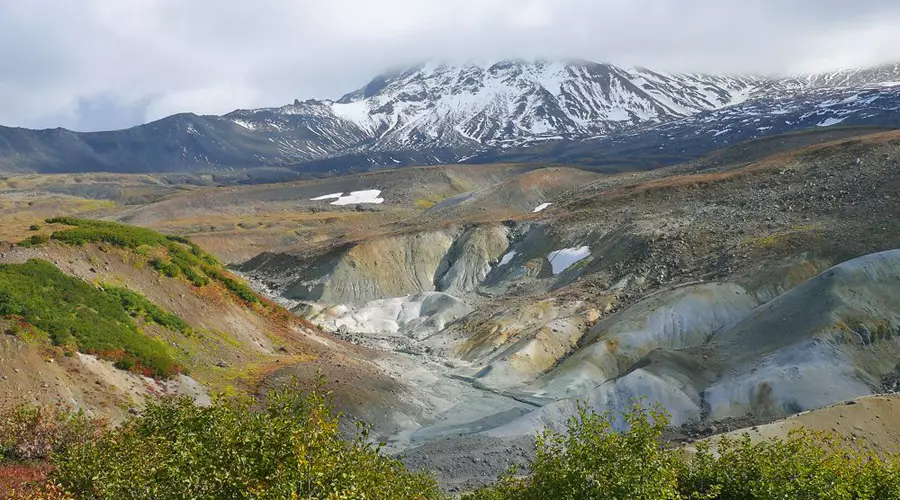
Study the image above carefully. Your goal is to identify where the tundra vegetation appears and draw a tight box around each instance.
[45,217,260,304]
[0,259,181,377]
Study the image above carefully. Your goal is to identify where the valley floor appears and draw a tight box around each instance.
[6,128,900,492]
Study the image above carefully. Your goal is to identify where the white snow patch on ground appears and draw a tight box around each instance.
[310,192,344,201]
[547,246,591,275]
[498,251,517,266]
[817,117,847,127]
[533,203,552,212]
[330,189,385,205]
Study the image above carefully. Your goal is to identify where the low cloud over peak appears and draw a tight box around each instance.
[3,0,900,131]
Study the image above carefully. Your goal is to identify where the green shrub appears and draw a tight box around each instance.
[467,402,900,500]
[203,265,259,304]
[51,381,443,500]
[679,430,900,500]
[47,217,168,248]
[17,234,49,248]
[47,218,259,304]
[103,285,191,334]
[149,258,180,278]
[0,403,102,462]
[0,259,180,377]
[467,402,680,500]
[28,224,41,231]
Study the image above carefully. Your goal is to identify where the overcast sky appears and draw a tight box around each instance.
[3,0,900,131]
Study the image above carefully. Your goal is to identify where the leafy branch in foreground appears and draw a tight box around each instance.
[7,393,900,499]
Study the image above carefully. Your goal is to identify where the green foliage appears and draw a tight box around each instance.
[679,430,900,500]
[102,285,191,334]
[47,217,258,304]
[17,234,49,248]
[467,402,680,500]
[28,224,41,231]
[0,259,179,377]
[150,258,181,278]
[48,217,170,248]
[202,265,259,304]
[51,381,443,500]
[0,403,102,462]
[468,402,900,500]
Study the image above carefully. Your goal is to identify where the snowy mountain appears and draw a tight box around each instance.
[230,60,765,151]
[1,60,900,177]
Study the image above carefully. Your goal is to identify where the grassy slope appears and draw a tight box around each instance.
[0,259,181,377]
[46,217,260,304]
[1,217,309,384]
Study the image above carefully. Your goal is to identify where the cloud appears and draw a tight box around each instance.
[2,0,900,130]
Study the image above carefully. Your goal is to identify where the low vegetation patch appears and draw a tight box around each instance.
[466,402,900,499]
[0,404,102,463]
[0,259,180,377]
[16,234,48,248]
[4,393,900,498]
[47,217,259,304]
[48,382,441,500]
[102,285,191,335]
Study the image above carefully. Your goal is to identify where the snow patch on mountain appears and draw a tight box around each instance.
[548,246,591,275]
[310,192,343,201]
[329,189,384,206]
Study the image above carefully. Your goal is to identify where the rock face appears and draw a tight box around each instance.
[491,250,900,437]
[244,225,509,306]
[436,225,509,296]
[530,283,759,399]
[703,249,900,420]
[286,231,457,304]
[3,61,900,176]
[307,292,472,339]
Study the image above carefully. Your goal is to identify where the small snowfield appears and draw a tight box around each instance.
[547,246,591,275]
[498,250,517,267]
[309,189,384,205]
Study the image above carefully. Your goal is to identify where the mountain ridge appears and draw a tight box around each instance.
[1,59,900,178]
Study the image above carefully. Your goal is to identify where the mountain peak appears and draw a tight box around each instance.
[2,60,900,177]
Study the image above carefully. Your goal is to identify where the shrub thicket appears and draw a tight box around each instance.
[47,217,169,248]
[47,218,258,304]
[0,404,101,462]
[466,403,680,500]
[5,393,900,499]
[50,382,443,500]
[17,234,48,248]
[466,402,900,500]
[102,285,191,335]
[0,259,180,377]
